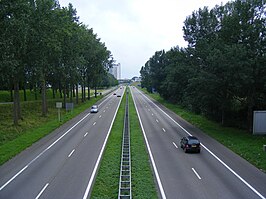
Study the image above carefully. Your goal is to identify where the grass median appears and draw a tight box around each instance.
[91,87,158,198]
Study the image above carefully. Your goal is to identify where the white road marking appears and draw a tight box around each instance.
[173,142,178,148]
[99,115,102,118]
[192,168,202,180]
[35,183,49,199]
[103,110,106,112]
[0,165,28,191]
[0,93,114,191]
[162,128,166,132]
[93,122,96,125]
[68,149,75,158]
[84,132,88,137]
[156,119,159,123]
[83,88,125,199]
[151,113,154,116]
[130,88,167,199]
[137,88,266,199]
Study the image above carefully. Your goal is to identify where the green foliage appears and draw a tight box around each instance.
[0,0,114,124]
[140,0,266,131]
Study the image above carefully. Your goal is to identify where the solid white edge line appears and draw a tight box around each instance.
[82,88,125,199]
[35,183,49,199]
[0,93,114,191]
[136,88,266,199]
[130,87,167,199]
[68,149,75,158]
[0,165,28,191]
[192,168,202,180]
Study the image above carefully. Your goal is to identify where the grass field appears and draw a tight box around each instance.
[139,87,266,173]
[90,87,158,198]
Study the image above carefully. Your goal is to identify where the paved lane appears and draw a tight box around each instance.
[0,87,125,199]
[130,86,266,199]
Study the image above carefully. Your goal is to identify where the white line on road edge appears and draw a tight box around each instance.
[137,89,266,199]
[131,88,167,199]
[0,93,113,192]
[0,165,28,191]
[82,88,125,199]
[173,142,178,149]
[192,168,202,180]
[35,183,49,199]
[68,149,75,158]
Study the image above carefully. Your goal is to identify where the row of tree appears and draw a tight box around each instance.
[140,0,266,132]
[0,0,118,125]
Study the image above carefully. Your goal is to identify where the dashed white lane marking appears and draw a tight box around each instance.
[162,128,166,132]
[99,115,102,118]
[35,183,49,199]
[103,110,106,112]
[156,119,159,123]
[151,113,154,116]
[173,142,178,148]
[192,168,202,180]
[93,122,96,126]
[68,149,75,158]
[84,132,88,137]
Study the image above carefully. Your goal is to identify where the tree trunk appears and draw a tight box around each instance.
[87,76,90,100]
[23,84,27,101]
[34,83,37,100]
[13,80,20,125]
[94,86,97,98]
[75,84,79,104]
[41,77,47,117]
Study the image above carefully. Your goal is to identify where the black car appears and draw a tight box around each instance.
[180,136,201,153]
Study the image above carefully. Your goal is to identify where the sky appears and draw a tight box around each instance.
[59,0,228,79]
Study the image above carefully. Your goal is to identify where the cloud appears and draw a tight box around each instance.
[59,0,227,78]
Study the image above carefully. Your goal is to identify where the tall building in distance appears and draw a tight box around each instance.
[109,63,121,80]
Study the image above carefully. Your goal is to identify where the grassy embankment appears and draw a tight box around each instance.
[0,89,104,165]
[139,87,266,173]
[90,87,157,198]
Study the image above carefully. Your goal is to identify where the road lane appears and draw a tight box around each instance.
[130,86,266,199]
[0,87,125,199]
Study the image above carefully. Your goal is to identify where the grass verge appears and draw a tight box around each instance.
[140,87,266,173]
[91,87,158,198]
[0,96,102,165]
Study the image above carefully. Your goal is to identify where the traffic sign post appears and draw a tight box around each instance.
[56,102,63,122]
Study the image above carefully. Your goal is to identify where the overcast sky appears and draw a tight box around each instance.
[59,0,228,79]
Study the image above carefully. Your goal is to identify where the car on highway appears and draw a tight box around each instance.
[90,105,98,113]
[180,136,201,153]
[117,94,121,97]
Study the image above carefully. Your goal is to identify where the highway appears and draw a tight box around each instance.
[0,87,125,199]
[130,86,266,199]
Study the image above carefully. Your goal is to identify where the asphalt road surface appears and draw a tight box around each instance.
[130,86,266,199]
[0,87,125,199]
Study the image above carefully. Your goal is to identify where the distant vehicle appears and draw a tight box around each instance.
[113,93,116,95]
[90,105,98,113]
[180,136,201,153]
[117,94,121,97]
